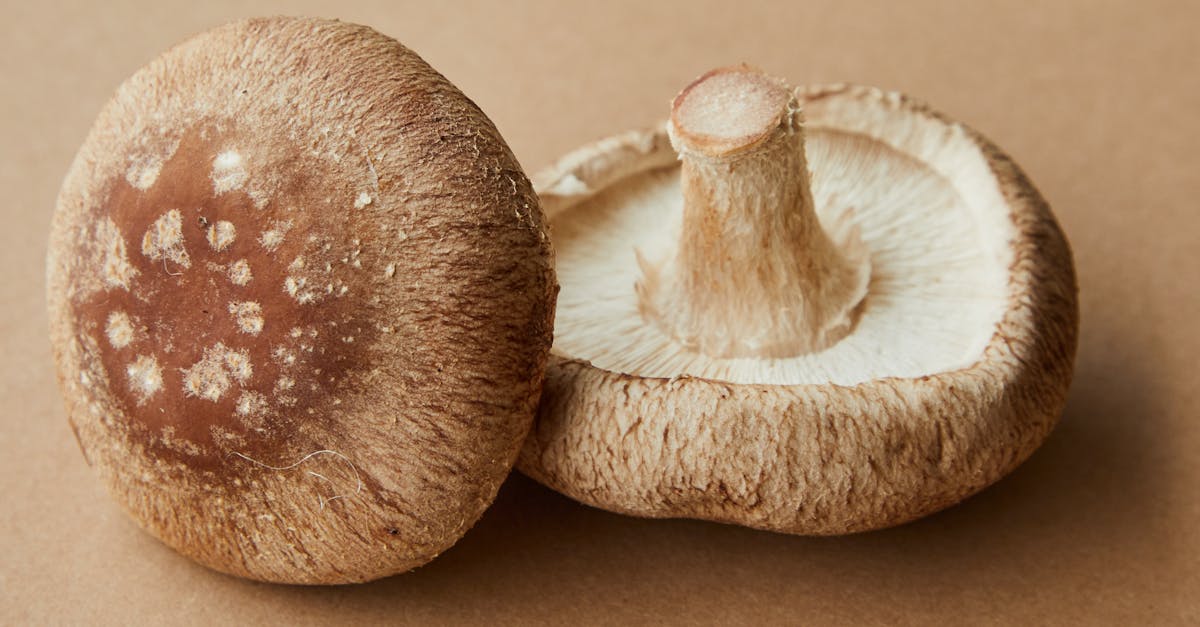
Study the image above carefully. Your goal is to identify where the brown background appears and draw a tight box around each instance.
[3,0,1197,624]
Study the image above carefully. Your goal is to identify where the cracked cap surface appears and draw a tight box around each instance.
[47,17,556,583]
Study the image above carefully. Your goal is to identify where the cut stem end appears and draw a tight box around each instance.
[638,66,870,359]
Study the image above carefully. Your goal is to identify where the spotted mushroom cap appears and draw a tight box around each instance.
[518,82,1077,534]
[46,17,555,583]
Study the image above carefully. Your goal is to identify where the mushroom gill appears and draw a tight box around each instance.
[549,68,1010,385]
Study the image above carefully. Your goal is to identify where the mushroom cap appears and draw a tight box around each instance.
[519,84,1077,534]
[46,17,555,583]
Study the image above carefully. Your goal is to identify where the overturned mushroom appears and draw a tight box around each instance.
[47,17,555,583]
[520,66,1077,533]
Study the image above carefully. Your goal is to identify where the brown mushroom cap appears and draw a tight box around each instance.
[46,17,555,583]
[519,73,1077,534]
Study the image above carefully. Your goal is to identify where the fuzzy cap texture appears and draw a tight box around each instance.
[519,84,1077,534]
[47,17,555,583]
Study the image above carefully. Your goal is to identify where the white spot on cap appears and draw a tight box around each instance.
[207,221,236,251]
[223,350,252,383]
[235,391,269,418]
[125,158,163,190]
[354,192,373,209]
[96,218,138,289]
[212,150,248,194]
[271,346,296,365]
[106,311,135,348]
[142,210,190,268]
[228,259,252,285]
[384,263,396,278]
[127,355,163,402]
[228,301,264,335]
[182,343,252,402]
[260,220,292,252]
[123,139,180,191]
[284,275,319,304]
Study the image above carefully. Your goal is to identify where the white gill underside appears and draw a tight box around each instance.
[552,129,1010,385]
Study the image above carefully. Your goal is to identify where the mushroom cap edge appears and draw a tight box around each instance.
[519,84,1077,534]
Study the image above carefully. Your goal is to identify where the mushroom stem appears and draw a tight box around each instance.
[636,66,870,358]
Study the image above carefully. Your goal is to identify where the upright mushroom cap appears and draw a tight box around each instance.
[47,17,555,583]
[520,67,1077,533]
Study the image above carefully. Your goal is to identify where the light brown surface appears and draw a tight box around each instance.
[46,17,555,584]
[520,86,1079,535]
[2,0,1197,623]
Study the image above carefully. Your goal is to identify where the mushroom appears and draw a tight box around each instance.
[519,66,1077,534]
[46,17,555,583]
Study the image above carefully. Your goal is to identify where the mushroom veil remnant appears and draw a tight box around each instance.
[47,17,555,583]
[520,66,1078,533]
